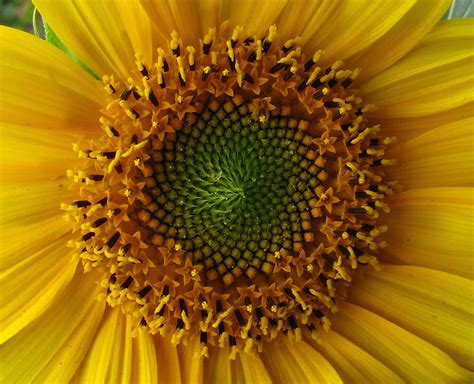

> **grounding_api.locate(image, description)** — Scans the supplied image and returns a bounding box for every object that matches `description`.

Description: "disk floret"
[63,24,395,357]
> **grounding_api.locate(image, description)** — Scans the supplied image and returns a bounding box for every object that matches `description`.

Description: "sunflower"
[0,0,473,382]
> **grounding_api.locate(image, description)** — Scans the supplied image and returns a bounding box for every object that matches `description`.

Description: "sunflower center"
[140,100,320,285]
[64,24,395,358]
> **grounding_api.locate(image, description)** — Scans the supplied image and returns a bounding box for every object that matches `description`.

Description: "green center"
[144,101,320,283]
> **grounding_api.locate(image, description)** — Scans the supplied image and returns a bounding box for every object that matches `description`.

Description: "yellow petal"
[132,328,159,384]
[1,177,74,227]
[0,215,70,270]
[203,346,273,384]
[299,0,416,62]
[75,307,158,383]
[0,181,74,327]
[0,178,74,273]
[350,265,474,370]
[348,0,451,83]
[382,188,473,278]
[0,26,103,134]
[34,0,154,80]
[375,102,473,143]
[333,302,473,382]
[205,346,232,383]
[139,0,202,46]
[363,35,474,96]
[177,336,204,384]
[236,352,273,384]
[0,271,105,383]
[0,124,78,183]
[361,20,474,118]
[140,0,415,65]
[112,1,157,66]
[0,242,77,344]
[313,331,404,383]
[155,335,182,384]
[218,0,287,37]
[274,0,338,50]
[387,118,474,189]
[0,28,85,323]
[261,339,342,384]
[141,0,287,45]
[422,18,474,44]
[75,308,126,382]
[389,187,474,209]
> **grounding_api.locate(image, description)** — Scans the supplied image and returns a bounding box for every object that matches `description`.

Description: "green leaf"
[43,21,71,52]
[32,8,43,38]
[444,0,474,19]
[32,8,100,80]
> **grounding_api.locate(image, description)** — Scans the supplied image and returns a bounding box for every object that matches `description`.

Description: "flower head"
[1,1,473,383]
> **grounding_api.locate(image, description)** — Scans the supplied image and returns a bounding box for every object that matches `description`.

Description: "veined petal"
[349,266,474,370]
[333,302,473,382]
[33,0,154,80]
[203,346,273,384]
[361,19,474,118]
[74,307,158,383]
[0,28,92,341]
[422,18,474,44]
[0,242,77,344]
[0,215,70,270]
[0,26,103,134]
[375,102,473,142]
[274,0,338,50]
[0,177,74,274]
[370,73,473,118]
[236,352,273,384]
[0,176,74,311]
[132,328,159,384]
[1,177,73,228]
[382,187,473,278]
[140,0,415,65]
[348,0,451,83]
[139,0,203,46]
[261,340,342,384]
[206,346,233,383]
[387,118,474,188]
[313,331,404,383]
[0,271,105,383]
[362,36,474,95]
[0,123,78,182]
[113,1,156,66]
[155,335,182,384]
[141,0,287,46]
[217,0,286,37]
[389,187,474,209]
[177,337,204,384]
[298,0,416,62]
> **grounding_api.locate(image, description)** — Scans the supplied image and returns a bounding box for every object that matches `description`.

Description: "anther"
[120,276,134,289]
[270,62,287,74]
[234,309,246,327]
[203,28,215,55]
[120,87,133,101]
[248,50,257,63]
[74,200,91,208]
[148,90,159,106]
[105,231,120,248]
[138,285,153,298]
[243,73,254,84]
[82,232,95,241]
[92,217,107,228]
